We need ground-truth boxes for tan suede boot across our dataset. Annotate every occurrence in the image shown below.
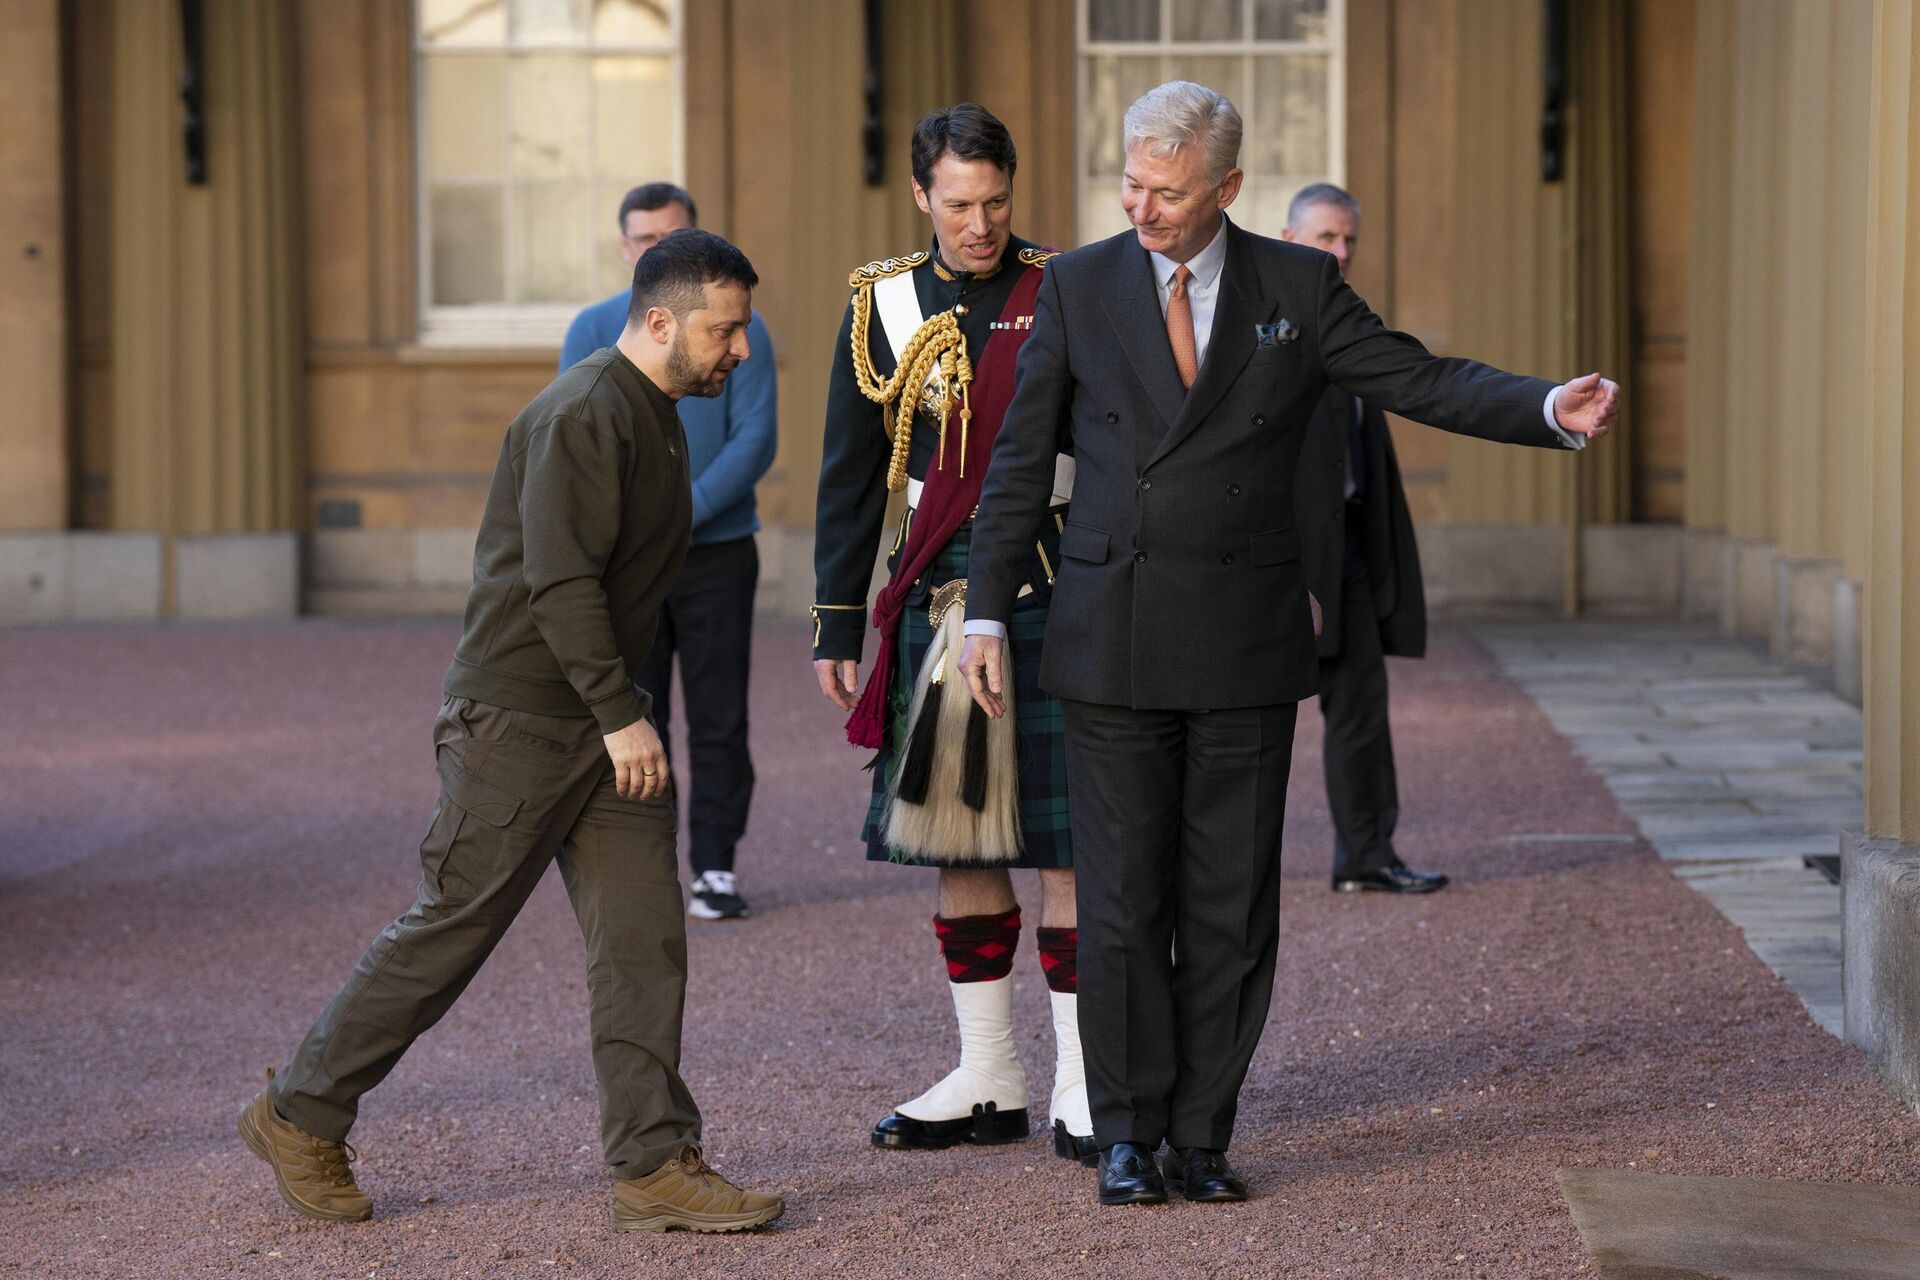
[236,1068,373,1222]
[611,1147,785,1233]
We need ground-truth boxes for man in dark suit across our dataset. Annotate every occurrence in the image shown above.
[956,81,1616,1207]
[1283,183,1444,895]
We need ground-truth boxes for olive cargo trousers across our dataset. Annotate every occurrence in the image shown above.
[273,695,698,1179]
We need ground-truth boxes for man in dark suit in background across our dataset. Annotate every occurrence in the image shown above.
[957,81,1617,1208]
[1284,183,1444,895]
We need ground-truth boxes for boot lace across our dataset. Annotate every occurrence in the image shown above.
[305,1136,359,1187]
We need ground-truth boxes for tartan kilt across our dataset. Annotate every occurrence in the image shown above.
[862,523,1072,868]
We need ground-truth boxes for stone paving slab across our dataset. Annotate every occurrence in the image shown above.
[1475,621,1860,1039]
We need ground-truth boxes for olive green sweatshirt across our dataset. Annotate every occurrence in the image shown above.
[444,346,690,735]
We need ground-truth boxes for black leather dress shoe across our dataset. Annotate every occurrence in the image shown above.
[1053,1120,1099,1167]
[1163,1147,1248,1202]
[871,1102,1028,1150]
[1332,862,1448,894]
[1097,1142,1167,1206]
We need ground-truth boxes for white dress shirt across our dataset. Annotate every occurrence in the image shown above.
[964,219,1580,641]
[1149,218,1232,370]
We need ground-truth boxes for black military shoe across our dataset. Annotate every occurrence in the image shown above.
[1163,1147,1248,1202]
[1097,1142,1167,1206]
[1053,1119,1098,1167]
[1332,861,1448,894]
[871,1101,1028,1150]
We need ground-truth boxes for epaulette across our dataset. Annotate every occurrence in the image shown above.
[1017,247,1060,269]
[848,252,928,289]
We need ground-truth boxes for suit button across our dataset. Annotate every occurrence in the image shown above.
[1106,411,1119,423]
[1221,553,1235,565]
[1138,477,1152,491]
[1134,551,1148,564]
[1227,484,1241,497]
[1251,414,1265,426]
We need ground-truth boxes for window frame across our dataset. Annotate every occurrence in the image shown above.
[411,0,687,348]
[1074,0,1346,248]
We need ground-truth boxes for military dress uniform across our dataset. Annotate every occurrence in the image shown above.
[812,235,1094,1163]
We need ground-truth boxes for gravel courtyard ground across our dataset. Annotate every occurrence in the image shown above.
[3,618,1915,1279]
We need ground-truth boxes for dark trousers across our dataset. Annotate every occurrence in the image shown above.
[1061,698,1297,1152]
[274,696,699,1180]
[633,536,758,877]
[1319,508,1401,880]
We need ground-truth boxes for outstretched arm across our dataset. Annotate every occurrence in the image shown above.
[1315,253,1616,448]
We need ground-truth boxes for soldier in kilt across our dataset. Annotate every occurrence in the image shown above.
[811,104,1093,1165]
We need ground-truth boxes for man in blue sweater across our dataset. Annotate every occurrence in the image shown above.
[562,183,777,921]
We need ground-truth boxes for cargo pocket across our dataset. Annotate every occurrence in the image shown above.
[419,768,525,909]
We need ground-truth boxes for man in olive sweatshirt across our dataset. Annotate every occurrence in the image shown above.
[237,229,784,1236]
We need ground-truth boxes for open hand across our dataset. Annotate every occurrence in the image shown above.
[603,718,668,801]
[958,635,1007,719]
[813,658,860,711]
[1553,372,1620,441]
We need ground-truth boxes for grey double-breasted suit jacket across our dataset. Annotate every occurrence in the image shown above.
[967,219,1571,710]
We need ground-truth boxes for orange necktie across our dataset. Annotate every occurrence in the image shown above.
[1166,264,1198,389]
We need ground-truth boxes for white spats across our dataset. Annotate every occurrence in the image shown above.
[1048,990,1091,1138]
[894,976,1029,1122]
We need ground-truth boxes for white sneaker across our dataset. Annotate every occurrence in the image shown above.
[688,870,749,920]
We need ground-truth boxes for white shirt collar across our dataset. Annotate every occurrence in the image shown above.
[1149,216,1230,292]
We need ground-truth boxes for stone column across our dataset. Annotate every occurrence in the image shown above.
[1843,0,1920,1112]
[0,0,68,532]
[1681,0,1736,620]
[1862,0,1920,844]
[1444,0,1633,614]
[110,0,303,614]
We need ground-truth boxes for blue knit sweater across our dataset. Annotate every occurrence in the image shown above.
[560,293,776,545]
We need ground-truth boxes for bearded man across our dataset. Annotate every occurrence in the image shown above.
[238,229,784,1235]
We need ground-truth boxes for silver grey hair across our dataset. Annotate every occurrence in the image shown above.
[1287,182,1362,228]
[1122,81,1243,184]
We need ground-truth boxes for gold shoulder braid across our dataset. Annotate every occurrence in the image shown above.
[1016,246,1058,268]
[847,252,974,491]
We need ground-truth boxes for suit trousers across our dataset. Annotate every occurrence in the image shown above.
[1318,506,1401,880]
[1061,698,1297,1151]
[633,536,758,876]
[273,695,699,1180]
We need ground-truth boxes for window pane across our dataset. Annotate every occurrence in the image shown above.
[1172,0,1240,42]
[1168,54,1245,119]
[594,0,674,44]
[1089,0,1158,42]
[509,0,587,43]
[1084,54,1165,176]
[510,54,592,178]
[592,55,676,179]
[424,55,506,178]
[1248,53,1329,177]
[419,0,505,45]
[514,181,594,302]
[431,185,506,304]
[596,180,637,296]
[1255,0,1331,42]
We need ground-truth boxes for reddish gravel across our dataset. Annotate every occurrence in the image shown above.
[2,619,1916,1280]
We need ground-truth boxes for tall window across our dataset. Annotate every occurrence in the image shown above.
[415,0,682,345]
[1077,0,1343,247]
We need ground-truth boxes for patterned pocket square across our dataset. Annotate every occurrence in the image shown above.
[1255,319,1300,347]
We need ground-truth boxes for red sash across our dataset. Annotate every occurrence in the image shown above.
[845,262,1047,750]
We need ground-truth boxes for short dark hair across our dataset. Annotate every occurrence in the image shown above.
[627,228,757,324]
[910,103,1017,192]
[617,182,697,231]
